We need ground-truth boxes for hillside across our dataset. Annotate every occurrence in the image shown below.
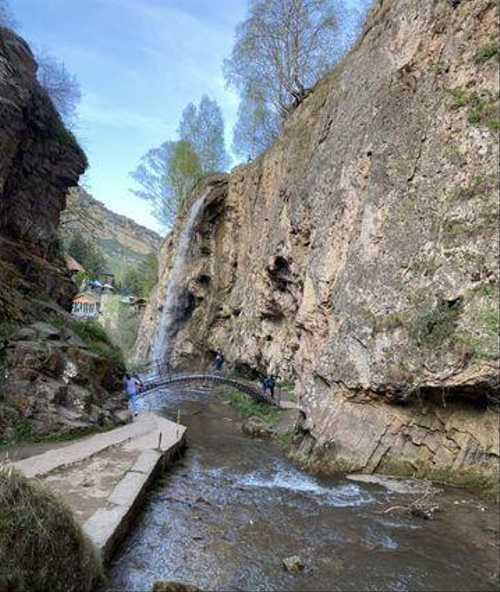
[61,187,162,270]
[136,0,499,490]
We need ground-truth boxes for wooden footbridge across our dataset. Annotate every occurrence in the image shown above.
[135,360,279,406]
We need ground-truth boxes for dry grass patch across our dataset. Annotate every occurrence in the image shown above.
[0,467,102,592]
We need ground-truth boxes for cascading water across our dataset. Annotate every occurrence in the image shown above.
[152,191,209,364]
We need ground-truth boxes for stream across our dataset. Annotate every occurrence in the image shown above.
[106,388,498,592]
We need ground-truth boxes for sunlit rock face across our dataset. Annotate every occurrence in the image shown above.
[137,0,499,485]
[61,187,162,268]
[0,27,86,321]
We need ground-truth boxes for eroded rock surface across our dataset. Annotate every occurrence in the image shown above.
[136,0,499,487]
[0,28,126,440]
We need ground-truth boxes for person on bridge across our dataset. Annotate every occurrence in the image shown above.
[124,373,144,417]
[214,351,225,372]
[261,375,277,400]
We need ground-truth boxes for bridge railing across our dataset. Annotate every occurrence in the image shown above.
[136,371,280,407]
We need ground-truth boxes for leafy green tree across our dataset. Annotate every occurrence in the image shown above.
[67,232,107,276]
[168,141,203,209]
[116,254,158,298]
[130,140,202,229]
[178,95,230,173]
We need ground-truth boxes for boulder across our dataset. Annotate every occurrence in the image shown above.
[282,556,305,573]
[242,416,273,438]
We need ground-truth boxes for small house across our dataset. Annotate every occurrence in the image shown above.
[71,292,101,319]
[65,255,85,277]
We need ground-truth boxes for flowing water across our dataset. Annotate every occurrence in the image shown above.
[152,193,208,362]
[107,388,498,592]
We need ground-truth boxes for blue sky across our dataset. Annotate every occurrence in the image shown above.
[12,0,248,233]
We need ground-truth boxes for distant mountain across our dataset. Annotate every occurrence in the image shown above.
[61,187,162,271]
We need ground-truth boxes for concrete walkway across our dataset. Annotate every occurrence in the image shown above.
[10,413,186,563]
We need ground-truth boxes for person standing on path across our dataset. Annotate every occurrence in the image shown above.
[214,351,225,372]
[124,373,143,417]
[260,374,277,400]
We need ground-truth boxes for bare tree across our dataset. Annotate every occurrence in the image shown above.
[225,0,373,160]
[178,96,230,173]
[37,52,81,127]
[224,0,350,118]
[232,86,281,160]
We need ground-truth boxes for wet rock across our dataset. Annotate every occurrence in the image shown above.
[411,504,440,520]
[282,556,305,573]
[152,582,203,592]
[242,416,273,438]
[30,322,61,341]
[271,409,303,436]
[346,474,440,495]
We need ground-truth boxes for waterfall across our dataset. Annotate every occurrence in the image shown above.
[152,192,208,365]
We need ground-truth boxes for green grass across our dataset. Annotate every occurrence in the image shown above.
[0,467,102,591]
[410,301,461,349]
[448,87,499,131]
[223,390,281,423]
[474,42,499,64]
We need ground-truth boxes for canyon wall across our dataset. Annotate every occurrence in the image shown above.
[61,187,162,270]
[0,26,86,322]
[0,28,127,440]
[137,0,499,487]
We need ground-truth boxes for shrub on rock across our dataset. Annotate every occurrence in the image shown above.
[0,467,102,592]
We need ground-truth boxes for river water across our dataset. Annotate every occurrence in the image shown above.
[107,388,498,592]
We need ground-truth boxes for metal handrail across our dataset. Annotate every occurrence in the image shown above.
[136,371,280,407]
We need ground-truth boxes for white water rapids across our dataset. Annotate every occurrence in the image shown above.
[152,191,209,363]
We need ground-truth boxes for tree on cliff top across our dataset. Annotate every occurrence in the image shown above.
[130,140,203,229]
[225,0,372,159]
[224,0,348,117]
[178,95,230,173]
[0,1,82,128]
[37,52,82,128]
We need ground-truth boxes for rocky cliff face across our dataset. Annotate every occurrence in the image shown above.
[0,28,128,441]
[136,0,499,488]
[61,187,162,269]
[0,27,86,322]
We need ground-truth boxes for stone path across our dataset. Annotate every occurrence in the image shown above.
[9,412,186,563]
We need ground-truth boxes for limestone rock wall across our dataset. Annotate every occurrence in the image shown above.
[136,0,499,486]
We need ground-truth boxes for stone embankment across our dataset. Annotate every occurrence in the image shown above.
[136,0,499,489]
[10,412,186,563]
